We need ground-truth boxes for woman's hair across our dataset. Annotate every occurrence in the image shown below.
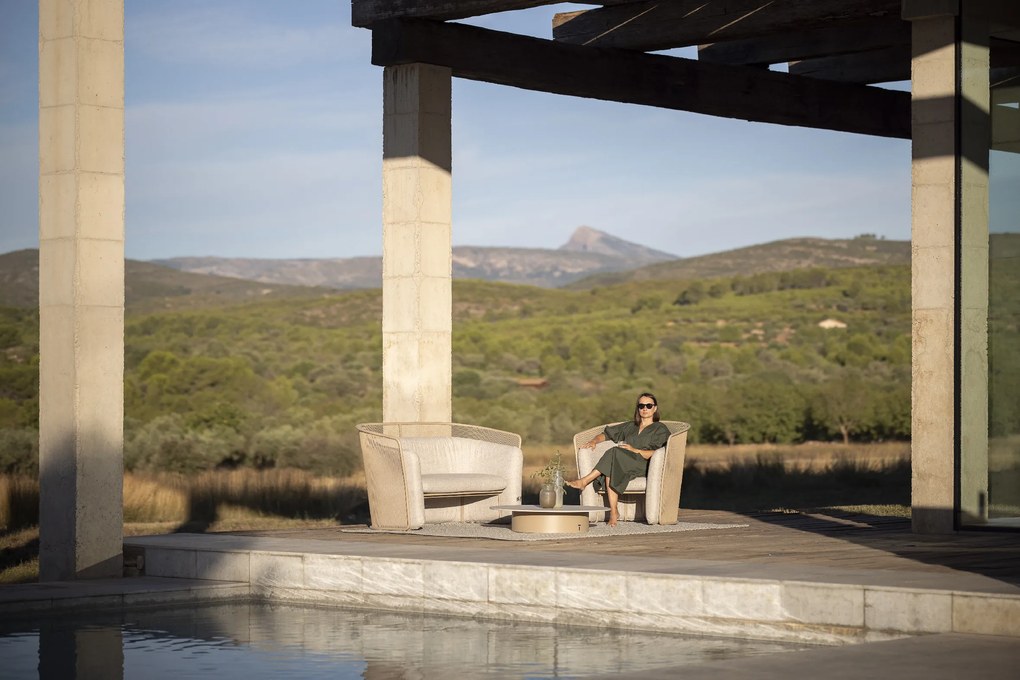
[632,392,660,425]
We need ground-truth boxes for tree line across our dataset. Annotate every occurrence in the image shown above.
[0,264,948,476]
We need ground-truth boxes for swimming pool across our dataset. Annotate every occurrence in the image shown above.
[0,602,814,679]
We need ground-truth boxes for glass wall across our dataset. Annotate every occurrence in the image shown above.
[986,36,1020,527]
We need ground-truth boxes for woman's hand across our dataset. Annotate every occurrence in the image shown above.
[623,443,650,459]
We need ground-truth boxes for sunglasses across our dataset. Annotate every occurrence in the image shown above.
[637,403,656,409]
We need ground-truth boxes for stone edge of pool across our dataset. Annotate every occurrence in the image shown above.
[0,533,1017,646]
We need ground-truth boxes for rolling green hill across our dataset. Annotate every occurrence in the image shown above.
[0,236,911,314]
[0,261,919,476]
[3,236,1017,483]
[0,249,335,313]
[567,236,910,288]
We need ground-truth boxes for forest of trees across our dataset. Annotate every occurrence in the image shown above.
[0,263,935,476]
[4,260,1012,478]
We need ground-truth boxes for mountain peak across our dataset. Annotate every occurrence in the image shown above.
[559,226,676,262]
[559,226,606,253]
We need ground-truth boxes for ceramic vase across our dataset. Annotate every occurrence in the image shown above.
[539,483,557,508]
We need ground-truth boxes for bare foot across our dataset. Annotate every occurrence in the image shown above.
[566,479,585,490]
[607,510,619,527]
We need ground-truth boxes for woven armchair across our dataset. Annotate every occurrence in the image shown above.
[573,420,690,525]
[356,422,523,530]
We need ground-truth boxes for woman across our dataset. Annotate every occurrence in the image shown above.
[567,392,671,527]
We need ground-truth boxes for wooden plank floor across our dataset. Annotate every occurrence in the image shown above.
[230,508,1020,587]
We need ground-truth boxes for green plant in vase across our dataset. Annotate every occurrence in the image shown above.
[532,449,566,508]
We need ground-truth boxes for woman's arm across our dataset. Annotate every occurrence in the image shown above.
[620,442,654,460]
[582,432,607,449]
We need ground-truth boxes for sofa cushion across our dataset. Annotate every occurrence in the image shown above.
[402,436,521,475]
[421,473,507,496]
[621,477,647,492]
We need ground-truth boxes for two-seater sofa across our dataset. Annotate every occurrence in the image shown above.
[356,422,524,530]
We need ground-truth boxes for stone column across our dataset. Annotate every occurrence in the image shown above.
[381,64,452,423]
[957,10,990,525]
[38,0,125,579]
[906,1,990,532]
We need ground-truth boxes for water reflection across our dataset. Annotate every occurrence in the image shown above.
[0,603,812,679]
[39,625,123,680]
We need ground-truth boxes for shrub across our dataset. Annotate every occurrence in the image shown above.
[125,415,244,473]
[0,429,38,476]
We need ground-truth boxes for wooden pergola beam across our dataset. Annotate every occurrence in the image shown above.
[352,0,559,27]
[553,0,901,52]
[903,0,1020,27]
[790,45,911,84]
[992,38,1020,69]
[698,17,910,67]
[372,18,910,138]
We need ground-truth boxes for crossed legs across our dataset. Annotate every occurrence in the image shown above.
[567,469,620,527]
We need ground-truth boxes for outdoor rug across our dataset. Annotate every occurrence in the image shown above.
[340,520,747,541]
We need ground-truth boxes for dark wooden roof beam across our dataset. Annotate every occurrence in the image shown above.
[789,45,911,84]
[992,38,1020,69]
[352,0,561,27]
[698,17,910,67]
[975,2,1020,30]
[372,18,909,138]
[553,0,902,52]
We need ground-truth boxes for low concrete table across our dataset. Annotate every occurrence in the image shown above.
[491,504,608,534]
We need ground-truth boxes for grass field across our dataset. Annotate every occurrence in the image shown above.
[1,443,912,584]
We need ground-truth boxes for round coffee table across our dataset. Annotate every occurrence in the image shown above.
[491,504,608,534]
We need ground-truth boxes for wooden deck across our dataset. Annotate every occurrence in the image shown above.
[229,508,1020,589]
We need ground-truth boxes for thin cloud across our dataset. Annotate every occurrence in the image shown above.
[128,91,378,159]
[128,2,360,69]
[127,147,381,259]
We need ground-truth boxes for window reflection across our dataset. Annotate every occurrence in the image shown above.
[987,37,1020,526]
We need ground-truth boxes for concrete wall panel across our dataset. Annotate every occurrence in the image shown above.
[381,63,452,423]
[38,0,125,581]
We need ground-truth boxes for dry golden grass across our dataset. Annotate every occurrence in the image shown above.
[2,469,368,529]
[686,441,910,470]
[523,441,910,477]
[0,475,39,529]
[123,469,367,524]
[0,525,39,585]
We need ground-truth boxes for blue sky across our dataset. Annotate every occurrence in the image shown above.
[0,0,948,261]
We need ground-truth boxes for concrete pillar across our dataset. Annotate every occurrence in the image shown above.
[38,0,125,579]
[958,12,990,525]
[381,64,452,423]
[907,3,990,532]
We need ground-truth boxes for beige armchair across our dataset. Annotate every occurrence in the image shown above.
[356,422,523,530]
[573,420,690,524]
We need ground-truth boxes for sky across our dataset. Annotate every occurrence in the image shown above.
[1,0,1001,262]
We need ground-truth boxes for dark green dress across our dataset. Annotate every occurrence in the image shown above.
[594,421,671,495]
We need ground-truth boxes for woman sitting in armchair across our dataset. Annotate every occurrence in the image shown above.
[567,392,671,526]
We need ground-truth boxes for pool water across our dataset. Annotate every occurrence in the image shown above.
[0,602,813,679]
